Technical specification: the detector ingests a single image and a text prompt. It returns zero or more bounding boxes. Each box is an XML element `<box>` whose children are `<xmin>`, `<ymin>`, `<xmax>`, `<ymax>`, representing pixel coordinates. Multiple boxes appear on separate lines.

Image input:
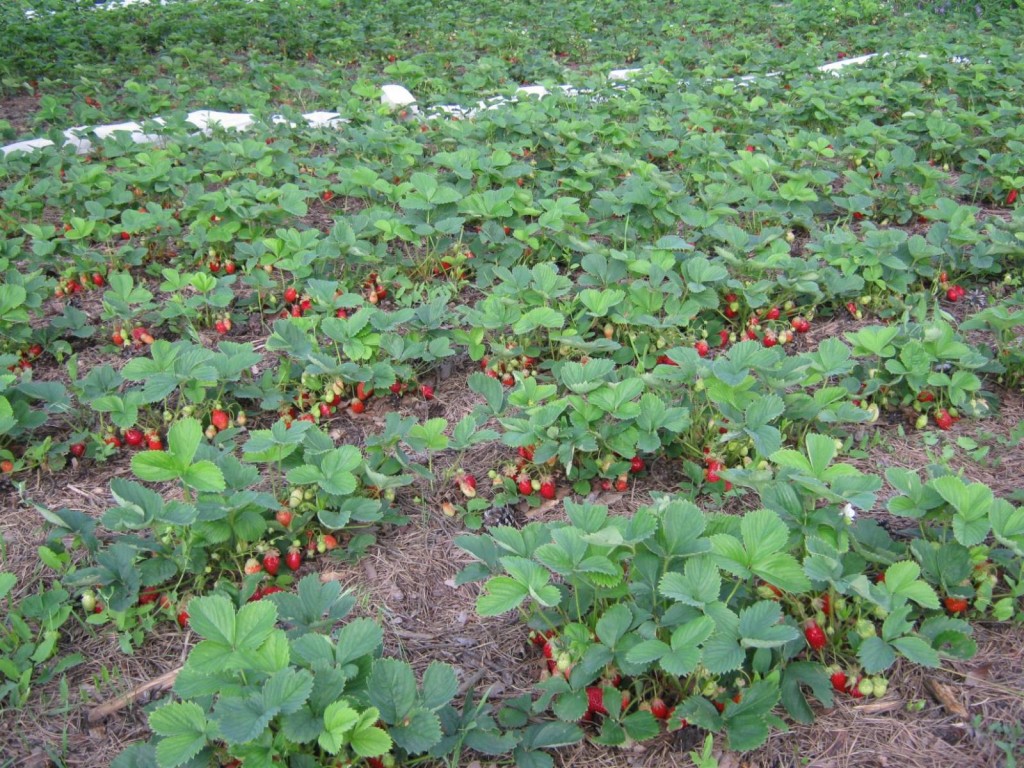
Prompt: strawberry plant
<box><xmin>458</xmin><ymin>433</ymin><xmax>1010</xmax><ymax>749</ymax></box>
<box><xmin>113</xmin><ymin>577</ymin><xmax>523</xmax><ymax>768</ymax></box>
<box><xmin>0</xmin><ymin>569</ymin><xmax>82</xmax><ymax>708</ymax></box>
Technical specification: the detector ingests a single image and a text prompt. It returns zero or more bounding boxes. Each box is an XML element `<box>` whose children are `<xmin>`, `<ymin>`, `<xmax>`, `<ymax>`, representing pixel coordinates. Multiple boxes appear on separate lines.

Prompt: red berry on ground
<box><xmin>539</xmin><ymin>480</ymin><xmax>556</xmax><ymax>500</ymax></box>
<box><xmin>934</xmin><ymin>409</ymin><xmax>954</xmax><ymax>431</ymax></box>
<box><xmin>70</xmin><ymin>442</ymin><xmax>86</xmax><ymax>458</ymax></box>
<box><xmin>944</xmin><ymin>596</ymin><xmax>969</xmax><ymax>614</ymax></box>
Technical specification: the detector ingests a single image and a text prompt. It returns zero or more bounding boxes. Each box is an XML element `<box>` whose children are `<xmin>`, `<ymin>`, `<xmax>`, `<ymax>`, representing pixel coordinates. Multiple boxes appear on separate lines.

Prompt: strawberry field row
<box><xmin>1</xmin><ymin>0</ymin><xmax>1023</xmax><ymax>766</ymax></box>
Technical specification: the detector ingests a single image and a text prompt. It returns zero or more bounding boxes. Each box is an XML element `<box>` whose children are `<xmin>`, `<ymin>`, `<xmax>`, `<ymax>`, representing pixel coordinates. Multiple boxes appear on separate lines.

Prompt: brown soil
<box><xmin>0</xmin><ymin>92</ymin><xmax>41</xmax><ymax>140</ymax></box>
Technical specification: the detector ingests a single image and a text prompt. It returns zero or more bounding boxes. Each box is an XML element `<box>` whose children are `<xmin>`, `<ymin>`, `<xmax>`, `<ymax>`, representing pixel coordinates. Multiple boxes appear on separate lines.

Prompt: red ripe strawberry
<box><xmin>211</xmin><ymin>409</ymin><xmax>230</xmax><ymax>431</ymax></box>
<box><xmin>70</xmin><ymin>442</ymin><xmax>86</xmax><ymax>458</ymax></box>
<box><xmin>350</xmin><ymin>399</ymin><xmax>366</xmax><ymax>414</ymax></box>
<box><xmin>762</xmin><ymin>332</ymin><xmax>777</xmax><ymax>348</ymax></box>
<box><xmin>244</xmin><ymin>557</ymin><xmax>263</xmax><ymax>575</ymax></box>
<box><xmin>138</xmin><ymin>587</ymin><xmax>159</xmax><ymax>605</ymax></box>
<box><xmin>518</xmin><ymin>445</ymin><xmax>535</xmax><ymax>462</ymax></box>
<box><xmin>502</xmin><ymin>372</ymin><xmax>515</xmax><ymax>387</ymax></box>
<box><xmin>285</xmin><ymin>548</ymin><xmax>302</xmax><ymax>571</ymax></box>
<box><xmin>420</xmin><ymin>384</ymin><xmax>435</xmax><ymax>400</ymax></box>
<box><xmin>917</xmin><ymin>391</ymin><xmax>935</xmax><ymax>403</ymax></box>
<box><xmin>177</xmin><ymin>608</ymin><xmax>189</xmax><ymax>628</ymax></box>
<box><xmin>953</xmin><ymin>284</ymin><xmax>966</xmax><ymax>298</ymax></box>
<box><xmin>147</xmin><ymin>435</ymin><xmax>163</xmax><ymax>450</ymax></box>
<box><xmin>224</xmin><ymin>261</ymin><xmax>236</xmax><ymax>275</ymax></box>
<box><xmin>120</xmin><ymin>231</ymin><xmax>131</xmax><ymax>240</ymax></box>
<box><xmin>124</xmin><ymin>428</ymin><xmax>144</xmax><ymax>447</ymax></box>
<box><xmin>630</xmin><ymin>456</ymin><xmax>645</xmax><ymax>474</ymax></box>
<box><xmin>209</xmin><ymin>261</ymin><xmax>221</xmax><ymax>273</ymax></box>
<box><xmin>539</xmin><ymin>479</ymin><xmax>556</xmax><ymax>500</ymax></box>
<box><xmin>791</xmin><ymin>316</ymin><xmax>810</xmax><ymax>334</ymax></box>
<box><xmin>852</xmin><ymin>212</ymin><xmax>864</xmax><ymax>221</ymax></box>
<box><xmin>744</xmin><ymin>145</ymin><xmax>755</xmax><ymax>153</ymax></box>
<box><xmin>367</xmin><ymin>759</ymin><xmax>384</xmax><ymax>768</ymax></box>
<box><xmin>319</xmin><ymin>403</ymin><xmax>331</xmax><ymax>419</ymax></box>
<box><xmin>765</xmin><ymin>306</ymin><xmax>781</xmax><ymax>320</ymax></box>
<box><xmin>542</xmin><ymin>641</ymin><xmax>556</xmax><ymax>659</ymax></box>
<box><xmin>614</xmin><ymin>475</ymin><xmax>629</xmax><ymax>492</ymax></box>
<box><xmin>91</xmin><ymin>273</ymin><xmax>104</xmax><ymax>287</ymax></box>
<box><xmin>946</xmin><ymin>287</ymin><xmax>960</xmax><ymax>302</ymax></box>
<box><xmin>821</xmin><ymin>593</ymin><xmax>831</xmax><ymax>615</ymax></box>
<box><xmin>694</xmin><ymin>340</ymin><xmax>710</xmax><ymax>357</ymax></box>
<box><xmin>112</xmin><ymin>331</ymin><xmax>124</xmax><ymax>346</ymax></box>
<box><xmin>944</xmin><ymin>596</ymin><xmax>969</xmax><ymax>614</ymax></box>
<box><xmin>934</xmin><ymin>409</ymin><xmax>954</xmax><ymax>431</ymax></box>
<box><xmin>284</xmin><ymin>286</ymin><xmax>298</xmax><ymax>304</ymax></box>
<box><xmin>215</xmin><ymin>320</ymin><xmax>228</xmax><ymax>335</ymax></box>
<box><xmin>356</xmin><ymin>382</ymin><xmax>373</xmax><ymax>401</ymax></box>
<box><xmin>104</xmin><ymin>435</ymin><xmax>123</xmax><ymax>449</ymax></box>
<box><xmin>650</xmin><ymin>698</ymin><xmax>669</xmax><ymax>720</ymax></box>
<box><xmin>938</xmin><ymin>270</ymin><xmax>949</xmax><ymax>284</ymax></box>
<box><xmin>586</xmin><ymin>687</ymin><xmax>608</xmax><ymax>717</ymax></box>
<box><xmin>719</xmin><ymin>329</ymin><xmax>730</xmax><ymax>347</ymax></box>
<box><xmin>518</xmin><ymin>475</ymin><xmax>534</xmax><ymax>496</ymax></box>
<box><xmin>275</xmin><ymin>509</ymin><xmax>292</xmax><ymax>528</ymax></box>
<box><xmin>1007</xmin><ymin>189</ymin><xmax>1018</xmax><ymax>205</ymax></box>
<box><xmin>830</xmin><ymin>670</ymin><xmax>848</xmax><ymax>693</ymax></box>
<box><xmin>263</xmin><ymin>550</ymin><xmax>281</xmax><ymax>576</ymax></box>
<box><xmin>389</xmin><ymin>381</ymin><xmax>403</xmax><ymax>394</ymax></box>
<box><xmin>320</xmin><ymin>534</ymin><xmax>338</xmax><ymax>551</ymax></box>
<box><xmin>804</xmin><ymin>620</ymin><xmax>827</xmax><ymax>651</ymax></box>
